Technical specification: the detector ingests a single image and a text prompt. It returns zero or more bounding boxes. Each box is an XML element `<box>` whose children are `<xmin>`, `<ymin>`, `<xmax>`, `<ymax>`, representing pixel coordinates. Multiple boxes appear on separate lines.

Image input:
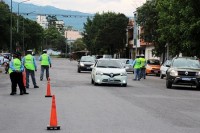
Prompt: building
<box><xmin>36</xmin><ymin>15</ymin><xmax>48</xmax><ymax>29</ymax></box>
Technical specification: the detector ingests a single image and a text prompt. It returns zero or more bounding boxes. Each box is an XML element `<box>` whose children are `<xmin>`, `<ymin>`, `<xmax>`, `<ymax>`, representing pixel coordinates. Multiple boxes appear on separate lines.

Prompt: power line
<box><xmin>14</xmin><ymin>12</ymin><xmax>94</xmax><ymax>18</ymax></box>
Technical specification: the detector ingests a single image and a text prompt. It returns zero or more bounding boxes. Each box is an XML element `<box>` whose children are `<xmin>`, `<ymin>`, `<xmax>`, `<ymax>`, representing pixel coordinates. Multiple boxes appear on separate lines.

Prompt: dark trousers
<box><xmin>40</xmin><ymin>65</ymin><xmax>49</xmax><ymax>80</ymax></box>
<box><xmin>134</xmin><ymin>68</ymin><xmax>141</xmax><ymax>80</ymax></box>
<box><xmin>25</xmin><ymin>69</ymin><xmax>37</xmax><ymax>87</ymax></box>
<box><xmin>10</xmin><ymin>72</ymin><xmax>26</xmax><ymax>93</ymax></box>
<box><xmin>140</xmin><ymin>68</ymin><xmax>146</xmax><ymax>79</ymax></box>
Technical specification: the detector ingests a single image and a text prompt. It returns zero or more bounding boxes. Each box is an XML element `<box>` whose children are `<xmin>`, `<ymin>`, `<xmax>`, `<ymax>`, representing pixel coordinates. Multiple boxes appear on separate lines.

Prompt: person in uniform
<box><xmin>139</xmin><ymin>54</ymin><xmax>146</xmax><ymax>79</ymax></box>
<box><xmin>39</xmin><ymin>50</ymin><xmax>52</xmax><ymax>81</ymax></box>
<box><xmin>9</xmin><ymin>52</ymin><xmax>29</xmax><ymax>95</ymax></box>
<box><xmin>22</xmin><ymin>50</ymin><xmax>39</xmax><ymax>88</ymax></box>
<box><xmin>133</xmin><ymin>55</ymin><xmax>141</xmax><ymax>81</ymax></box>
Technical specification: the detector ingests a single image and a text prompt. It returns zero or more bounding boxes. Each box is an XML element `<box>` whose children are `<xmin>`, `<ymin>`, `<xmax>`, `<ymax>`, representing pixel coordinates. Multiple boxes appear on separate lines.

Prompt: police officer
<box><xmin>39</xmin><ymin>50</ymin><xmax>52</xmax><ymax>81</ymax></box>
<box><xmin>9</xmin><ymin>52</ymin><xmax>29</xmax><ymax>95</ymax></box>
<box><xmin>139</xmin><ymin>54</ymin><xmax>146</xmax><ymax>79</ymax></box>
<box><xmin>133</xmin><ymin>55</ymin><xmax>141</xmax><ymax>81</ymax></box>
<box><xmin>22</xmin><ymin>50</ymin><xmax>39</xmax><ymax>88</ymax></box>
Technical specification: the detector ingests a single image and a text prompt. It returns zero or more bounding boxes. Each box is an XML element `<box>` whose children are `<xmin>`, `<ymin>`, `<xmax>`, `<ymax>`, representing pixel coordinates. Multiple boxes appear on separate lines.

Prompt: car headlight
<box><xmin>80</xmin><ymin>63</ymin><xmax>84</xmax><ymax>66</ymax></box>
<box><xmin>170</xmin><ymin>70</ymin><xmax>178</xmax><ymax>76</ymax></box>
<box><xmin>120</xmin><ymin>72</ymin><xmax>127</xmax><ymax>76</ymax></box>
<box><xmin>96</xmin><ymin>71</ymin><xmax>103</xmax><ymax>75</ymax></box>
<box><xmin>196</xmin><ymin>71</ymin><xmax>200</xmax><ymax>76</ymax></box>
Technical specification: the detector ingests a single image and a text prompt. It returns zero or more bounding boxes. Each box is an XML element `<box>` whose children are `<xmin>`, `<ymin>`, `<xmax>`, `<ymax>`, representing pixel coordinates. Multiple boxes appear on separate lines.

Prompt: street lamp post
<box><xmin>17</xmin><ymin>0</ymin><xmax>30</xmax><ymax>33</ymax></box>
<box><xmin>10</xmin><ymin>0</ymin><xmax>12</xmax><ymax>53</ymax></box>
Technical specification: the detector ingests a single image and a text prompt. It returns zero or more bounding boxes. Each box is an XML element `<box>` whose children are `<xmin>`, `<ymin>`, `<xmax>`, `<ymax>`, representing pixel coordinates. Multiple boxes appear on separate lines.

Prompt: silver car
<box><xmin>160</xmin><ymin>60</ymin><xmax>171</xmax><ymax>79</ymax></box>
<box><xmin>91</xmin><ymin>59</ymin><xmax>128</xmax><ymax>87</ymax></box>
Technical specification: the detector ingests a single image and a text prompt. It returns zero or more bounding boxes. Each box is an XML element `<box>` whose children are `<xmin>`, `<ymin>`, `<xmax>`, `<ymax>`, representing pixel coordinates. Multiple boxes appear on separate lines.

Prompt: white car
<box><xmin>160</xmin><ymin>60</ymin><xmax>171</xmax><ymax>79</ymax></box>
<box><xmin>119</xmin><ymin>58</ymin><xmax>134</xmax><ymax>72</ymax></box>
<box><xmin>91</xmin><ymin>59</ymin><xmax>128</xmax><ymax>87</ymax></box>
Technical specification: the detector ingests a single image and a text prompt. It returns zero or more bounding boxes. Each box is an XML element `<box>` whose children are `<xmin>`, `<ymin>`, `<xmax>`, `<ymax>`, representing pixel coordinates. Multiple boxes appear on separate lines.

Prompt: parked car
<box><xmin>166</xmin><ymin>57</ymin><xmax>200</xmax><ymax>89</ymax></box>
<box><xmin>91</xmin><ymin>59</ymin><xmax>128</xmax><ymax>87</ymax></box>
<box><xmin>160</xmin><ymin>60</ymin><xmax>172</xmax><ymax>79</ymax></box>
<box><xmin>0</xmin><ymin>54</ymin><xmax>9</xmax><ymax>66</ymax></box>
<box><xmin>119</xmin><ymin>58</ymin><xmax>134</xmax><ymax>72</ymax></box>
<box><xmin>146</xmin><ymin>59</ymin><xmax>161</xmax><ymax>76</ymax></box>
<box><xmin>77</xmin><ymin>56</ymin><xmax>96</xmax><ymax>73</ymax></box>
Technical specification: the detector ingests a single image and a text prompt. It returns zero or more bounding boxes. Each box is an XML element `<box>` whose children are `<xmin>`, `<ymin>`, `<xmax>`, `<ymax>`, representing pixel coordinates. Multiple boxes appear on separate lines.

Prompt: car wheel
<box><xmin>196</xmin><ymin>84</ymin><xmax>200</xmax><ymax>89</ymax></box>
<box><xmin>122</xmin><ymin>83</ymin><xmax>127</xmax><ymax>87</ymax></box>
<box><xmin>166</xmin><ymin>80</ymin><xmax>172</xmax><ymax>88</ymax></box>
<box><xmin>160</xmin><ymin>73</ymin><xmax>164</xmax><ymax>79</ymax></box>
<box><xmin>78</xmin><ymin>68</ymin><xmax>81</xmax><ymax>73</ymax></box>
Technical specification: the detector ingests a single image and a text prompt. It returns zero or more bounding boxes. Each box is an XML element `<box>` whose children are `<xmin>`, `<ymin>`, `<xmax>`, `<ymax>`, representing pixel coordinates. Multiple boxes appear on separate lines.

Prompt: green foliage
<box><xmin>0</xmin><ymin>2</ymin><xmax>11</xmax><ymax>51</ymax></box>
<box><xmin>137</xmin><ymin>0</ymin><xmax>200</xmax><ymax>57</ymax></box>
<box><xmin>83</xmin><ymin>12</ymin><xmax>129</xmax><ymax>55</ymax></box>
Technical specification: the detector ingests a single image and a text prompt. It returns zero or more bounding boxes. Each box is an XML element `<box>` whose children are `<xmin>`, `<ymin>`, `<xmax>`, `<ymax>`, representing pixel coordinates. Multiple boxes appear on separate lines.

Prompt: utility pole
<box><xmin>10</xmin><ymin>0</ymin><xmax>12</xmax><ymax>53</ymax></box>
<box><xmin>133</xmin><ymin>12</ymin><xmax>138</xmax><ymax>58</ymax></box>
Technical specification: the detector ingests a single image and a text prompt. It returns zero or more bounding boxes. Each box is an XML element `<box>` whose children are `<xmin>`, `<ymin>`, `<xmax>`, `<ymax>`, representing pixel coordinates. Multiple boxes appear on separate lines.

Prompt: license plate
<box><xmin>182</xmin><ymin>78</ymin><xmax>191</xmax><ymax>81</ymax></box>
<box><xmin>154</xmin><ymin>70</ymin><xmax>158</xmax><ymax>73</ymax></box>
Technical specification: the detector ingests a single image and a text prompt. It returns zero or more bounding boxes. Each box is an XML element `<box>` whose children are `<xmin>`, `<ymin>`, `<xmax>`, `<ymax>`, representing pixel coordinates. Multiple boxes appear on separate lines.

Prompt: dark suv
<box><xmin>166</xmin><ymin>57</ymin><xmax>200</xmax><ymax>89</ymax></box>
<box><xmin>77</xmin><ymin>56</ymin><xmax>96</xmax><ymax>73</ymax></box>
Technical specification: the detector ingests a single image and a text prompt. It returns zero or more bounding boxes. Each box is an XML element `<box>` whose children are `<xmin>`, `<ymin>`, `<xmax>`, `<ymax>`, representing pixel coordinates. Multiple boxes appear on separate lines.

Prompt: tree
<box><xmin>83</xmin><ymin>12</ymin><xmax>129</xmax><ymax>56</ymax></box>
<box><xmin>0</xmin><ymin>1</ymin><xmax>11</xmax><ymax>51</ymax></box>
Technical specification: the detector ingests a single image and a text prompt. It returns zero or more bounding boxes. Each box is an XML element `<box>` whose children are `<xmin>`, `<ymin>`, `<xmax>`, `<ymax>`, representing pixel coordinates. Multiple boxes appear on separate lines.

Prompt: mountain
<box><xmin>5</xmin><ymin>1</ymin><xmax>94</xmax><ymax>31</ymax></box>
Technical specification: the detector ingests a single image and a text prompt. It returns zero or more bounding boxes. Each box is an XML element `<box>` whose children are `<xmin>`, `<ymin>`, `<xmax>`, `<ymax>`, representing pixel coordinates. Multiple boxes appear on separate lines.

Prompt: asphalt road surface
<box><xmin>1</xmin><ymin>57</ymin><xmax>200</xmax><ymax>133</ymax></box>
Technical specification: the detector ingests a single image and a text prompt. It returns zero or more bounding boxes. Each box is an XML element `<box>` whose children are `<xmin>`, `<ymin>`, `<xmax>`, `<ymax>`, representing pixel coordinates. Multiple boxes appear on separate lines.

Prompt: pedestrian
<box><xmin>9</xmin><ymin>52</ymin><xmax>29</xmax><ymax>95</ymax></box>
<box><xmin>39</xmin><ymin>50</ymin><xmax>52</xmax><ymax>81</ymax></box>
<box><xmin>139</xmin><ymin>54</ymin><xmax>146</xmax><ymax>79</ymax></box>
<box><xmin>22</xmin><ymin>50</ymin><xmax>39</xmax><ymax>88</ymax></box>
<box><xmin>133</xmin><ymin>55</ymin><xmax>141</xmax><ymax>81</ymax></box>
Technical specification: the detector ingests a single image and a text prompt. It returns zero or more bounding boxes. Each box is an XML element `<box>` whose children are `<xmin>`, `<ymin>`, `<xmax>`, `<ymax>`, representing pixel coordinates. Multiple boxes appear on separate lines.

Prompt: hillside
<box><xmin>5</xmin><ymin>1</ymin><xmax>94</xmax><ymax>31</ymax></box>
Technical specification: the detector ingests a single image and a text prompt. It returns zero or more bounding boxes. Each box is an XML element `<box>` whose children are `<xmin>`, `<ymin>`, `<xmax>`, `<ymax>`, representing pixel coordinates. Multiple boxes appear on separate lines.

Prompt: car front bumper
<box><xmin>168</xmin><ymin>76</ymin><xmax>200</xmax><ymax>86</ymax></box>
<box><xmin>94</xmin><ymin>75</ymin><xmax>127</xmax><ymax>85</ymax></box>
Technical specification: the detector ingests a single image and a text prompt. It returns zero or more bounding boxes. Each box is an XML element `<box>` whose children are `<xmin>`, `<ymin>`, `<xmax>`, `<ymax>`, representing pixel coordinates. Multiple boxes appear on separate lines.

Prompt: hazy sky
<box><xmin>13</xmin><ymin>0</ymin><xmax>146</xmax><ymax>16</ymax></box>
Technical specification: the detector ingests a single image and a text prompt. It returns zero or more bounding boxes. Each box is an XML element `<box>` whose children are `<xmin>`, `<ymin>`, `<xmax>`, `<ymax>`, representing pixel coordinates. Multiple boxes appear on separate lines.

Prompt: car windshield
<box><xmin>147</xmin><ymin>59</ymin><xmax>160</xmax><ymax>65</ymax></box>
<box><xmin>96</xmin><ymin>60</ymin><xmax>122</xmax><ymax>68</ymax></box>
<box><xmin>172</xmin><ymin>58</ymin><xmax>200</xmax><ymax>68</ymax></box>
<box><xmin>80</xmin><ymin>56</ymin><xmax>95</xmax><ymax>62</ymax></box>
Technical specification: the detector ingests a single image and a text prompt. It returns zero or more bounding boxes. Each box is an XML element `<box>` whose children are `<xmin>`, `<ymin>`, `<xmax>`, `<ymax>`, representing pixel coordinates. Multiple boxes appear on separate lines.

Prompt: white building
<box><xmin>65</xmin><ymin>30</ymin><xmax>82</xmax><ymax>41</ymax></box>
<box><xmin>36</xmin><ymin>15</ymin><xmax>48</xmax><ymax>29</ymax></box>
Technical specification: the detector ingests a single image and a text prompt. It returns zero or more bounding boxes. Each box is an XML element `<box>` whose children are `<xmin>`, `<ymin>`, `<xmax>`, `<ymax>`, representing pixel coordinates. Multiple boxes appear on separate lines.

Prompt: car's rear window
<box><xmin>147</xmin><ymin>60</ymin><xmax>160</xmax><ymax>65</ymax></box>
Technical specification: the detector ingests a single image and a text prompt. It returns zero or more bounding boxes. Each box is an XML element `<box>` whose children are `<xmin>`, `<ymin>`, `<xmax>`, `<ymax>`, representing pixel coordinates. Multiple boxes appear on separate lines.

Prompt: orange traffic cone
<box><xmin>22</xmin><ymin>70</ymin><xmax>26</xmax><ymax>87</ymax></box>
<box><xmin>47</xmin><ymin>95</ymin><xmax>60</xmax><ymax>130</ymax></box>
<box><xmin>45</xmin><ymin>78</ymin><xmax>52</xmax><ymax>97</ymax></box>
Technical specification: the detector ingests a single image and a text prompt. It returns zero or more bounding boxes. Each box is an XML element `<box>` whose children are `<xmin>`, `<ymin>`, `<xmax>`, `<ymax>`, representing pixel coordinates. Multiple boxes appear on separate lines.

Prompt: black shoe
<box><xmin>26</xmin><ymin>87</ymin><xmax>29</xmax><ymax>89</ymax></box>
<box><xmin>10</xmin><ymin>93</ymin><xmax>16</xmax><ymax>95</ymax></box>
<box><xmin>24</xmin><ymin>92</ymin><xmax>29</xmax><ymax>94</ymax></box>
<box><xmin>34</xmin><ymin>86</ymin><xmax>39</xmax><ymax>88</ymax></box>
<box><xmin>20</xmin><ymin>92</ymin><xmax>24</xmax><ymax>95</ymax></box>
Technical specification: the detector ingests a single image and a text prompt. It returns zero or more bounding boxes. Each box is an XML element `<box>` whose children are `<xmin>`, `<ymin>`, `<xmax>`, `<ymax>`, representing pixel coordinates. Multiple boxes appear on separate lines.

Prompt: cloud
<box><xmin>13</xmin><ymin>0</ymin><xmax>146</xmax><ymax>16</ymax></box>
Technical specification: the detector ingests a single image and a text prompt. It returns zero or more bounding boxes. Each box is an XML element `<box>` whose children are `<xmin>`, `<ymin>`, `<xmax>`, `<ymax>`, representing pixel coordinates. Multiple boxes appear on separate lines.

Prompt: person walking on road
<box><xmin>139</xmin><ymin>54</ymin><xmax>146</xmax><ymax>79</ymax></box>
<box><xmin>9</xmin><ymin>52</ymin><xmax>29</xmax><ymax>95</ymax></box>
<box><xmin>133</xmin><ymin>55</ymin><xmax>141</xmax><ymax>81</ymax></box>
<box><xmin>22</xmin><ymin>50</ymin><xmax>39</xmax><ymax>89</ymax></box>
<box><xmin>39</xmin><ymin>50</ymin><xmax>52</xmax><ymax>81</ymax></box>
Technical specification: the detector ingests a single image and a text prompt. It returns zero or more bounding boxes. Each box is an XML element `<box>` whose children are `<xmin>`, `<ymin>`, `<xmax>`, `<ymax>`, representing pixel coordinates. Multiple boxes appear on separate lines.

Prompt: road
<box><xmin>0</xmin><ymin>57</ymin><xmax>200</xmax><ymax>133</ymax></box>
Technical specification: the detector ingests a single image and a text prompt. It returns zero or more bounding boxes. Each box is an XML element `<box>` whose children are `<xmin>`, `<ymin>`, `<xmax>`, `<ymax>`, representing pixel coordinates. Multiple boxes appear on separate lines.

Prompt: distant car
<box><xmin>0</xmin><ymin>53</ymin><xmax>10</xmax><ymax>66</ymax></box>
<box><xmin>77</xmin><ymin>56</ymin><xmax>96</xmax><ymax>73</ymax></box>
<box><xmin>146</xmin><ymin>59</ymin><xmax>161</xmax><ymax>76</ymax></box>
<box><xmin>91</xmin><ymin>59</ymin><xmax>128</xmax><ymax>87</ymax></box>
<box><xmin>166</xmin><ymin>57</ymin><xmax>200</xmax><ymax>89</ymax></box>
<box><xmin>103</xmin><ymin>54</ymin><xmax>112</xmax><ymax>58</ymax></box>
<box><xmin>119</xmin><ymin>58</ymin><xmax>134</xmax><ymax>72</ymax></box>
<box><xmin>160</xmin><ymin>60</ymin><xmax>172</xmax><ymax>79</ymax></box>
